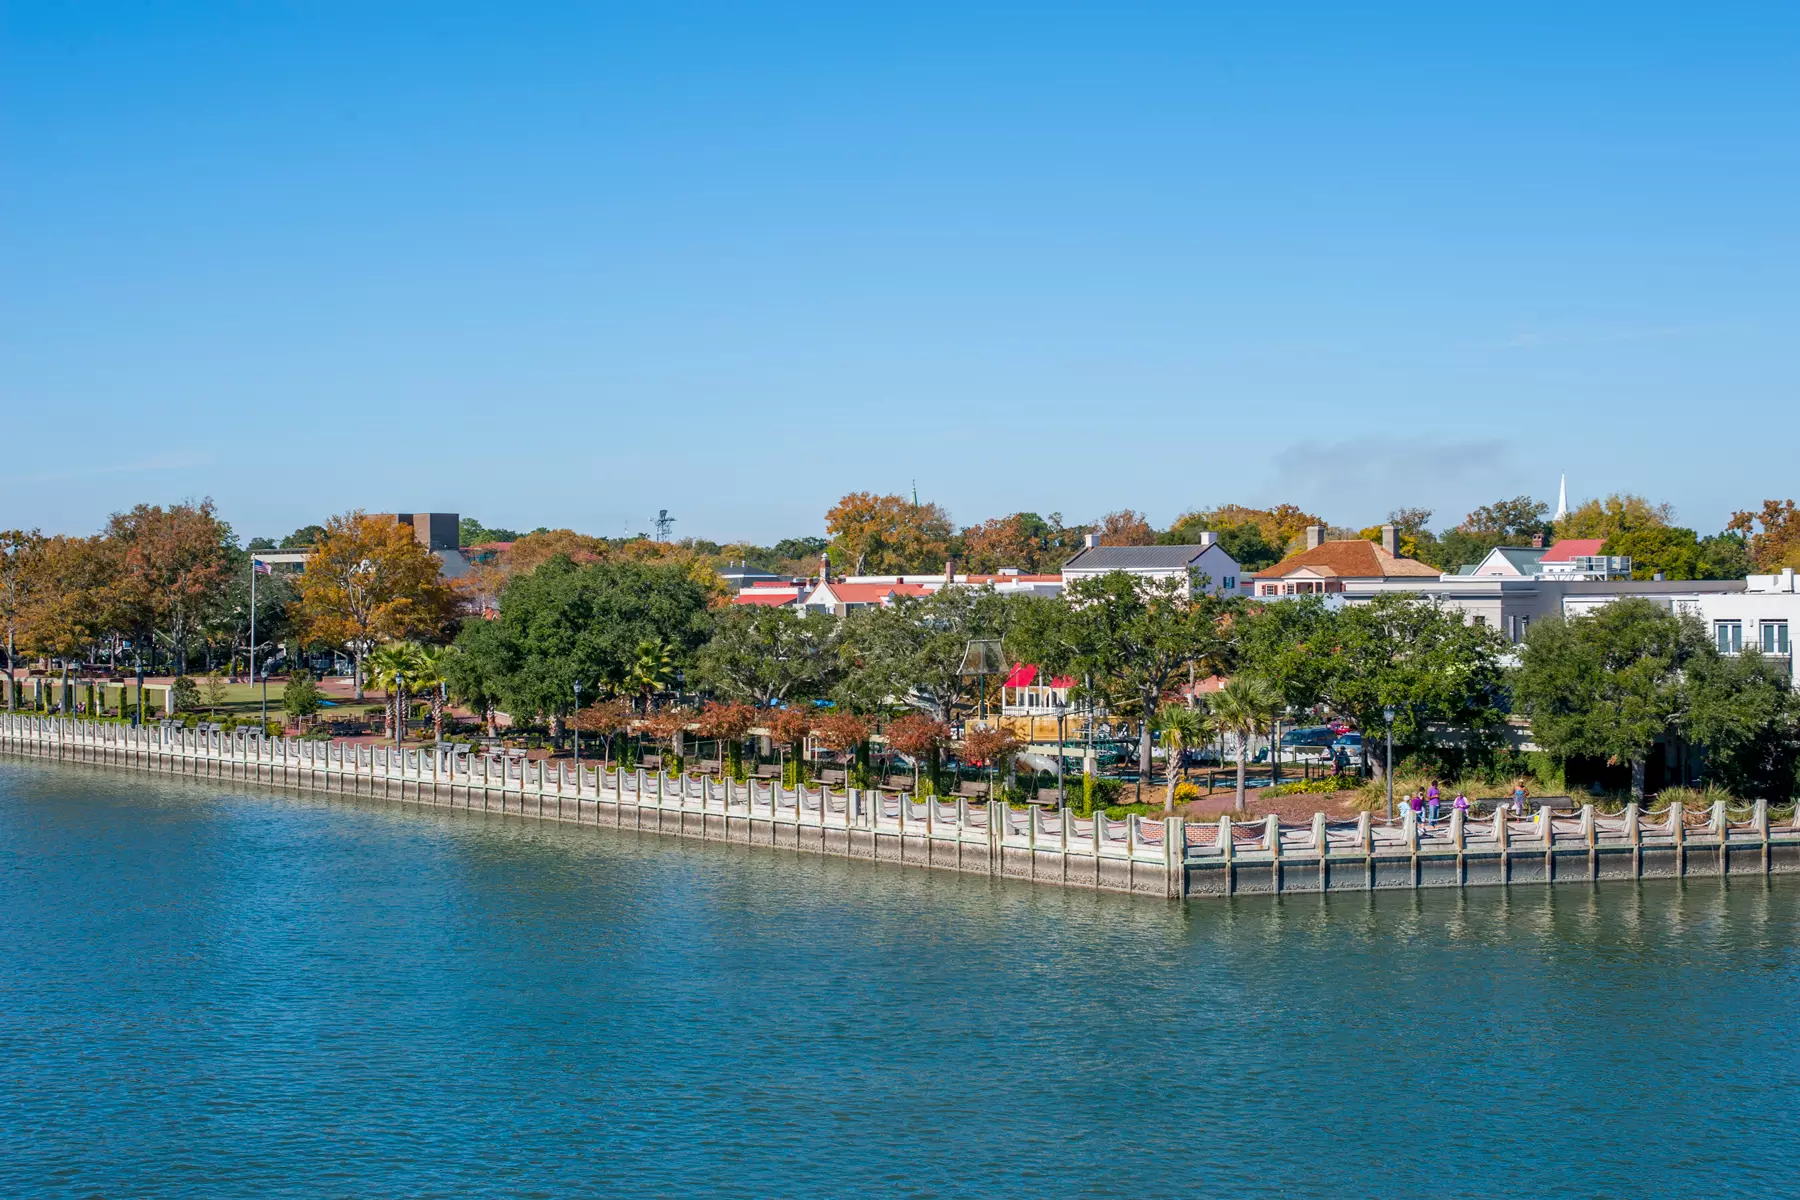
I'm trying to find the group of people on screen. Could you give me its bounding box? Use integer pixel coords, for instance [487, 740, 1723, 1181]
[1403, 779, 1533, 826]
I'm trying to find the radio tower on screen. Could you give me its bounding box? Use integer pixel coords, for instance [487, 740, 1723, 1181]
[654, 509, 675, 541]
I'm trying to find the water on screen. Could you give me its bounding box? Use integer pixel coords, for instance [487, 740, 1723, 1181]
[2, 761, 1795, 1198]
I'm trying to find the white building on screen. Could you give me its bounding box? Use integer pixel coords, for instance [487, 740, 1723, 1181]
[1060, 533, 1243, 595]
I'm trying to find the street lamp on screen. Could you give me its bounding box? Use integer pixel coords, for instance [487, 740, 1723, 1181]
[395, 672, 406, 751]
[572, 680, 583, 767]
[1053, 689, 1068, 808]
[1383, 705, 1396, 823]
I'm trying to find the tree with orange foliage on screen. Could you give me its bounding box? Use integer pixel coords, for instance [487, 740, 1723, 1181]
[104, 499, 235, 677]
[573, 698, 634, 767]
[1093, 509, 1156, 546]
[765, 705, 814, 784]
[696, 700, 760, 777]
[294, 511, 458, 699]
[883, 712, 952, 795]
[826, 492, 953, 575]
[958, 512, 1074, 574]
[18, 534, 116, 707]
[961, 724, 1020, 796]
[1729, 500, 1800, 572]
[636, 707, 693, 770]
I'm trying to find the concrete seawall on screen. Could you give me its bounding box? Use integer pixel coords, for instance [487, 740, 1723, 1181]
[4, 715, 1797, 898]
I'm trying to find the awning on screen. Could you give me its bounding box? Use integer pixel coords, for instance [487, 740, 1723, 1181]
[1002, 663, 1037, 688]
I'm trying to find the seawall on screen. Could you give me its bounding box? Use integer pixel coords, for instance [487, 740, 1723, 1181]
[3, 715, 1796, 898]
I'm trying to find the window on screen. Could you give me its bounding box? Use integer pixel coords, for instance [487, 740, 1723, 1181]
[1472, 615, 1487, 627]
[1763, 621, 1790, 655]
[1716, 621, 1743, 654]
[1222, 576, 1236, 591]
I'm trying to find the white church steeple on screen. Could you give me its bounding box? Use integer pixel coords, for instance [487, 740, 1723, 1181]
[1555, 472, 1568, 521]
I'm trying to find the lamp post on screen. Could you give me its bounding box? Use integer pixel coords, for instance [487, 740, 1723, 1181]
[395, 672, 406, 751]
[1383, 706, 1396, 823]
[572, 680, 583, 767]
[1053, 690, 1068, 808]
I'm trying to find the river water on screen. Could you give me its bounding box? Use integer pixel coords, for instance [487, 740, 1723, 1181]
[1, 761, 1794, 1198]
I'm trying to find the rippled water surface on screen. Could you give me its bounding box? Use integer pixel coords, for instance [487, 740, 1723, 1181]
[2, 761, 1797, 1198]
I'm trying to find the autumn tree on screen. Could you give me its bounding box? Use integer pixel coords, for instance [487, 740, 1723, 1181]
[1164, 503, 1323, 569]
[573, 698, 635, 767]
[696, 700, 760, 776]
[1554, 493, 1673, 542]
[1728, 500, 1800, 572]
[293, 512, 458, 698]
[958, 512, 1073, 573]
[0, 530, 45, 709]
[883, 712, 952, 793]
[18, 535, 117, 702]
[1092, 509, 1156, 546]
[105, 500, 235, 677]
[825, 492, 953, 574]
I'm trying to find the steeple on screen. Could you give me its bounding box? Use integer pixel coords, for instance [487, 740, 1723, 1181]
[1555, 472, 1568, 522]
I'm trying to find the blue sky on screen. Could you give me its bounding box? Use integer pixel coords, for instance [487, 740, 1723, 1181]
[3, 2, 1795, 545]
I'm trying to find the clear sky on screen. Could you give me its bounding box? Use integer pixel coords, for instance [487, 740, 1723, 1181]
[3, 2, 1795, 545]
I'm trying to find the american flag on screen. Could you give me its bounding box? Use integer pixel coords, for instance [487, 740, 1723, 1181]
[252, 559, 271, 575]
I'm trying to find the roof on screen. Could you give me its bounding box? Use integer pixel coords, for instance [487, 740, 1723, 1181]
[1468, 546, 1548, 576]
[1062, 544, 1227, 571]
[1539, 538, 1606, 563]
[1001, 664, 1076, 689]
[1253, 539, 1441, 580]
[815, 581, 932, 605]
[731, 589, 800, 607]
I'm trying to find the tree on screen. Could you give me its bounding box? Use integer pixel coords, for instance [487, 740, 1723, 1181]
[283, 671, 323, 727]
[459, 517, 521, 547]
[1167, 504, 1323, 565]
[411, 642, 451, 742]
[696, 700, 760, 777]
[1152, 702, 1211, 812]
[766, 706, 814, 781]
[1683, 648, 1800, 801]
[694, 605, 843, 706]
[0, 530, 45, 709]
[1093, 509, 1156, 546]
[1012, 572, 1232, 780]
[1211, 675, 1280, 813]
[364, 640, 428, 740]
[1462, 496, 1551, 540]
[825, 492, 954, 574]
[1727, 500, 1800, 572]
[812, 711, 872, 784]
[441, 619, 513, 737]
[627, 639, 676, 710]
[1512, 599, 1698, 799]
[17, 535, 116, 705]
[1601, 526, 1747, 581]
[1555, 493, 1673, 542]
[293, 512, 458, 698]
[835, 586, 1019, 722]
[573, 698, 635, 767]
[202, 671, 230, 716]
[105, 500, 236, 677]
[882, 712, 951, 793]
[1234, 595, 1337, 712]
[958, 512, 1073, 573]
[169, 675, 199, 714]
[1321, 594, 1506, 777]
[961, 725, 1020, 796]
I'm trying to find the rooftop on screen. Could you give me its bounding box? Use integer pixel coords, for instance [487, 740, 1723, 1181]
[1254, 539, 1440, 580]
[1062, 544, 1227, 571]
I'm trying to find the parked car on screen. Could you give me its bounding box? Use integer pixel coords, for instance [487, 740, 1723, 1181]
[1330, 732, 1363, 753]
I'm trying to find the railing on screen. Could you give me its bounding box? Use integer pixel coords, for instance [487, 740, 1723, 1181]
[7, 713, 1795, 897]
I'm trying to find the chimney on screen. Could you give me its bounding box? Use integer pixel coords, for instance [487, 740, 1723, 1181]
[1305, 524, 1325, 551]
[1531, 532, 1544, 549]
[1380, 524, 1399, 558]
[1083, 532, 1100, 550]
[1198, 531, 1217, 548]
[944, 555, 958, 583]
[819, 553, 831, 585]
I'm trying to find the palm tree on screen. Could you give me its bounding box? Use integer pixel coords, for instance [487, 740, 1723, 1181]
[1210, 675, 1281, 813]
[626, 638, 676, 711]
[411, 643, 449, 743]
[1152, 702, 1212, 813]
[364, 640, 428, 742]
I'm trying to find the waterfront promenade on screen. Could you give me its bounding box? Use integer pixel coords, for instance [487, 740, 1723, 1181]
[3, 714, 1795, 898]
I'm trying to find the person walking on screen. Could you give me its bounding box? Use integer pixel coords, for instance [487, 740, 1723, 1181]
[1427, 780, 1442, 826]
[1511, 778, 1528, 816]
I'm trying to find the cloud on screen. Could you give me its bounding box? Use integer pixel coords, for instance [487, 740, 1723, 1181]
[1254, 435, 1537, 527]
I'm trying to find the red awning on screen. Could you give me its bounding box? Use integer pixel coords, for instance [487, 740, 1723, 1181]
[1048, 676, 1075, 689]
[1002, 663, 1037, 688]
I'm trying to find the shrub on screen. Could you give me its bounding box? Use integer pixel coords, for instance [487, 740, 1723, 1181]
[169, 675, 200, 714]
[1174, 780, 1201, 804]
[1260, 777, 1344, 797]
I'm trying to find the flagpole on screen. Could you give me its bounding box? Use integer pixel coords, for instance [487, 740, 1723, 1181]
[251, 559, 264, 731]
